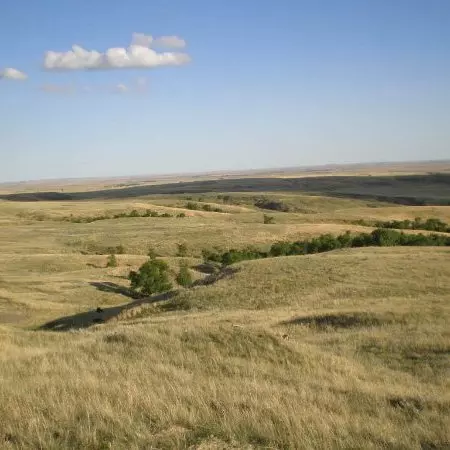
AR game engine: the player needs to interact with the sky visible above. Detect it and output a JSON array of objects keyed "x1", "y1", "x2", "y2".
[{"x1": 0, "y1": 0, "x2": 449, "y2": 182}]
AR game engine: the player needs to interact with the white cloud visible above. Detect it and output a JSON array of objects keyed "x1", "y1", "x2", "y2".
[
  {"x1": 113, "y1": 83, "x2": 129, "y2": 93},
  {"x1": 153, "y1": 35, "x2": 186, "y2": 49},
  {"x1": 0, "y1": 68, "x2": 28, "y2": 80},
  {"x1": 131, "y1": 33, "x2": 153, "y2": 47},
  {"x1": 43, "y1": 33, "x2": 190, "y2": 71}
]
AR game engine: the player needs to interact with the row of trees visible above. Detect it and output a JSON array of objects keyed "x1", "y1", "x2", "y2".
[
  {"x1": 185, "y1": 202, "x2": 224, "y2": 213},
  {"x1": 122, "y1": 228, "x2": 450, "y2": 297},
  {"x1": 354, "y1": 217, "x2": 450, "y2": 233},
  {"x1": 64, "y1": 209, "x2": 186, "y2": 223},
  {"x1": 202, "y1": 229, "x2": 450, "y2": 266},
  {"x1": 374, "y1": 217, "x2": 450, "y2": 233}
]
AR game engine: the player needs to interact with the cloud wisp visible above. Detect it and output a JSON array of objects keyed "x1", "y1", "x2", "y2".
[
  {"x1": 0, "y1": 68, "x2": 28, "y2": 80},
  {"x1": 44, "y1": 33, "x2": 190, "y2": 71}
]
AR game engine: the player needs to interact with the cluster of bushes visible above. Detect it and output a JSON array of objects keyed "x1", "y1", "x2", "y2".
[
  {"x1": 254, "y1": 197, "x2": 291, "y2": 212},
  {"x1": 81, "y1": 243, "x2": 125, "y2": 255},
  {"x1": 217, "y1": 195, "x2": 234, "y2": 204},
  {"x1": 353, "y1": 217, "x2": 449, "y2": 233},
  {"x1": 375, "y1": 217, "x2": 450, "y2": 233},
  {"x1": 128, "y1": 255, "x2": 193, "y2": 296},
  {"x1": 202, "y1": 229, "x2": 450, "y2": 266},
  {"x1": 64, "y1": 209, "x2": 186, "y2": 223},
  {"x1": 185, "y1": 202, "x2": 224, "y2": 213}
]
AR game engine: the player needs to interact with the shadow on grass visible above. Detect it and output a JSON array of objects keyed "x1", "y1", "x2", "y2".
[
  {"x1": 40, "y1": 267, "x2": 239, "y2": 332},
  {"x1": 2, "y1": 174, "x2": 450, "y2": 205},
  {"x1": 280, "y1": 312, "x2": 385, "y2": 330},
  {"x1": 89, "y1": 281, "x2": 138, "y2": 299},
  {"x1": 39, "y1": 290, "x2": 176, "y2": 332}
]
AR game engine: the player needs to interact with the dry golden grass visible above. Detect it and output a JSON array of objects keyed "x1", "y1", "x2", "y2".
[
  {"x1": 0, "y1": 248, "x2": 449, "y2": 449},
  {"x1": 0, "y1": 182, "x2": 449, "y2": 449}
]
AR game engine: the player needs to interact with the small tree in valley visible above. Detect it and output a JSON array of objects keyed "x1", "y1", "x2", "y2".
[{"x1": 128, "y1": 259, "x2": 172, "y2": 296}]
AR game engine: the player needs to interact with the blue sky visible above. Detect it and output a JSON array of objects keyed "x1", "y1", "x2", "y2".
[{"x1": 0, "y1": 0, "x2": 449, "y2": 182}]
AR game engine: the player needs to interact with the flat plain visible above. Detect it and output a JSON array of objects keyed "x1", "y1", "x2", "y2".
[{"x1": 0, "y1": 162, "x2": 449, "y2": 449}]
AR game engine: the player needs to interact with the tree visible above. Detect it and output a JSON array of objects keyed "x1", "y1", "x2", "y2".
[
  {"x1": 128, "y1": 258, "x2": 172, "y2": 296},
  {"x1": 185, "y1": 202, "x2": 198, "y2": 210},
  {"x1": 176, "y1": 262, "x2": 193, "y2": 287},
  {"x1": 106, "y1": 254, "x2": 118, "y2": 268},
  {"x1": 263, "y1": 214, "x2": 275, "y2": 224}
]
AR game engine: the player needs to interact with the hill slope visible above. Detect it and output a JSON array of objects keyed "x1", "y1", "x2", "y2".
[{"x1": 1, "y1": 248, "x2": 449, "y2": 449}]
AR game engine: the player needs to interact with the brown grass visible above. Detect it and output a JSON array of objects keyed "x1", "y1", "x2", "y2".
[{"x1": 0, "y1": 179, "x2": 449, "y2": 449}]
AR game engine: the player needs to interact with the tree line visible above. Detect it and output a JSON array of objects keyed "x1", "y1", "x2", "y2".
[
  {"x1": 354, "y1": 217, "x2": 449, "y2": 233},
  {"x1": 202, "y1": 228, "x2": 450, "y2": 266},
  {"x1": 124, "y1": 228, "x2": 450, "y2": 297},
  {"x1": 63, "y1": 209, "x2": 186, "y2": 223}
]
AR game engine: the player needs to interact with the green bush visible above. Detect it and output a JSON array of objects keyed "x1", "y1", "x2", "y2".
[
  {"x1": 128, "y1": 258, "x2": 172, "y2": 296},
  {"x1": 177, "y1": 213, "x2": 186, "y2": 218},
  {"x1": 263, "y1": 214, "x2": 275, "y2": 224},
  {"x1": 185, "y1": 202, "x2": 199, "y2": 210},
  {"x1": 106, "y1": 254, "x2": 118, "y2": 268},
  {"x1": 255, "y1": 198, "x2": 290, "y2": 212},
  {"x1": 176, "y1": 263, "x2": 193, "y2": 287}
]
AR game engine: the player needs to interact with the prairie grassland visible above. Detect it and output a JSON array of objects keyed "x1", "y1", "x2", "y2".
[
  {"x1": 0, "y1": 248, "x2": 449, "y2": 449},
  {"x1": 0, "y1": 179, "x2": 449, "y2": 449}
]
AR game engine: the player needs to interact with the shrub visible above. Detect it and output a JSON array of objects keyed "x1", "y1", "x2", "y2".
[
  {"x1": 144, "y1": 209, "x2": 158, "y2": 217},
  {"x1": 129, "y1": 209, "x2": 140, "y2": 218},
  {"x1": 161, "y1": 213, "x2": 172, "y2": 218},
  {"x1": 177, "y1": 213, "x2": 186, "y2": 218},
  {"x1": 371, "y1": 228, "x2": 401, "y2": 246},
  {"x1": 177, "y1": 243, "x2": 188, "y2": 257},
  {"x1": 185, "y1": 202, "x2": 199, "y2": 210},
  {"x1": 263, "y1": 214, "x2": 275, "y2": 224},
  {"x1": 255, "y1": 198, "x2": 290, "y2": 212},
  {"x1": 202, "y1": 249, "x2": 222, "y2": 263},
  {"x1": 176, "y1": 263, "x2": 193, "y2": 287},
  {"x1": 128, "y1": 258, "x2": 172, "y2": 296},
  {"x1": 202, "y1": 204, "x2": 212, "y2": 212},
  {"x1": 269, "y1": 241, "x2": 292, "y2": 257},
  {"x1": 106, "y1": 254, "x2": 118, "y2": 268},
  {"x1": 116, "y1": 244, "x2": 126, "y2": 255},
  {"x1": 147, "y1": 246, "x2": 158, "y2": 259}
]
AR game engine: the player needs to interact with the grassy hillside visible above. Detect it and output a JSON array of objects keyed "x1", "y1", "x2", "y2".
[
  {"x1": 1, "y1": 248, "x2": 449, "y2": 449},
  {"x1": 0, "y1": 174, "x2": 449, "y2": 449}
]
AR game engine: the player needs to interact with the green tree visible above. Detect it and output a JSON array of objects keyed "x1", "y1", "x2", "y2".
[
  {"x1": 106, "y1": 254, "x2": 118, "y2": 268},
  {"x1": 176, "y1": 263, "x2": 193, "y2": 287},
  {"x1": 128, "y1": 259, "x2": 172, "y2": 296}
]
